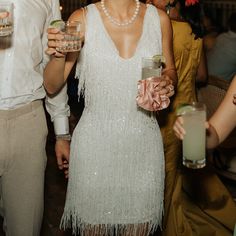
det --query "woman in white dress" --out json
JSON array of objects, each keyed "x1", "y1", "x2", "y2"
[{"x1": 44, "y1": 0, "x2": 177, "y2": 235}]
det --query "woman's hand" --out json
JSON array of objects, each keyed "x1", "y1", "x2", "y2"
[
  {"x1": 45, "y1": 27, "x2": 67, "y2": 58},
  {"x1": 157, "y1": 75, "x2": 175, "y2": 98},
  {"x1": 173, "y1": 116, "x2": 185, "y2": 140},
  {"x1": 174, "y1": 117, "x2": 211, "y2": 142},
  {"x1": 0, "y1": 11, "x2": 9, "y2": 19}
]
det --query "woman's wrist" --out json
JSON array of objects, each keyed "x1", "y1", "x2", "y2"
[
  {"x1": 50, "y1": 54, "x2": 66, "y2": 61},
  {"x1": 206, "y1": 124, "x2": 220, "y2": 149}
]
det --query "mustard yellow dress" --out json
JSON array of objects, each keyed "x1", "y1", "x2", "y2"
[{"x1": 158, "y1": 20, "x2": 236, "y2": 236}]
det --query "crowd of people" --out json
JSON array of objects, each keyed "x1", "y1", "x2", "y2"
[{"x1": 0, "y1": 0, "x2": 235, "y2": 236}]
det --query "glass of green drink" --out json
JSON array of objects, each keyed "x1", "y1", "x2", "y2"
[{"x1": 177, "y1": 102, "x2": 206, "y2": 169}]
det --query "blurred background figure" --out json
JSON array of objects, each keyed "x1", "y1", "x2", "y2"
[
  {"x1": 202, "y1": 13, "x2": 220, "y2": 52},
  {"x1": 207, "y1": 12, "x2": 236, "y2": 82}
]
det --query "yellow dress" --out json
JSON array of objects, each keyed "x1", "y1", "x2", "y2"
[{"x1": 158, "y1": 20, "x2": 236, "y2": 236}]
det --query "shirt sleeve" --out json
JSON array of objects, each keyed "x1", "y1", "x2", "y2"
[
  {"x1": 44, "y1": 0, "x2": 70, "y2": 135},
  {"x1": 45, "y1": 84, "x2": 70, "y2": 135}
]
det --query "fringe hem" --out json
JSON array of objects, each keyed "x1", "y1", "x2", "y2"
[{"x1": 60, "y1": 213, "x2": 162, "y2": 236}]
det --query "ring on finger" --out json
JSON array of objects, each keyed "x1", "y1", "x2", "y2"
[{"x1": 167, "y1": 85, "x2": 174, "y2": 92}]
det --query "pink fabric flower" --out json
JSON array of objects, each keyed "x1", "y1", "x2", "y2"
[
  {"x1": 185, "y1": 0, "x2": 199, "y2": 7},
  {"x1": 136, "y1": 77, "x2": 170, "y2": 111}
]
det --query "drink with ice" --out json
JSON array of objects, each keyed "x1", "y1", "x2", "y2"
[
  {"x1": 0, "y1": 3, "x2": 14, "y2": 37},
  {"x1": 54, "y1": 20, "x2": 81, "y2": 53},
  {"x1": 0, "y1": 22, "x2": 13, "y2": 36},
  {"x1": 141, "y1": 56, "x2": 162, "y2": 80},
  {"x1": 179, "y1": 102, "x2": 206, "y2": 169},
  {"x1": 142, "y1": 67, "x2": 161, "y2": 80}
]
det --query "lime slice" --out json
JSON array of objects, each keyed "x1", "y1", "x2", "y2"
[
  {"x1": 50, "y1": 20, "x2": 65, "y2": 29},
  {"x1": 176, "y1": 104, "x2": 194, "y2": 116},
  {"x1": 152, "y1": 55, "x2": 166, "y2": 64}
]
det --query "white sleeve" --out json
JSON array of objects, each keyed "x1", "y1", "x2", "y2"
[{"x1": 45, "y1": 84, "x2": 71, "y2": 135}]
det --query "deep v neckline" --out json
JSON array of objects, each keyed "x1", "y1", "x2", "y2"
[{"x1": 93, "y1": 4, "x2": 150, "y2": 61}]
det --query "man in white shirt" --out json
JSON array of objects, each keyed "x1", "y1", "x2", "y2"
[{"x1": 0, "y1": 1, "x2": 70, "y2": 235}]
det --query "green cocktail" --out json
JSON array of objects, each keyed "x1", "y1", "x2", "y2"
[{"x1": 178, "y1": 102, "x2": 206, "y2": 169}]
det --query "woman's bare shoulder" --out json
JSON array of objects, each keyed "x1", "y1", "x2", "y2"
[
  {"x1": 68, "y1": 8, "x2": 86, "y2": 22},
  {"x1": 155, "y1": 8, "x2": 171, "y2": 24},
  {"x1": 68, "y1": 6, "x2": 91, "y2": 37},
  {"x1": 231, "y1": 75, "x2": 236, "y2": 87}
]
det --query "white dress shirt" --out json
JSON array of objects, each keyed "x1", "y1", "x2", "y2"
[{"x1": 0, "y1": 0, "x2": 70, "y2": 135}]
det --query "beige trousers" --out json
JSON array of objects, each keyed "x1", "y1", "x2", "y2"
[{"x1": 0, "y1": 100, "x2": 48, "y2": 236}]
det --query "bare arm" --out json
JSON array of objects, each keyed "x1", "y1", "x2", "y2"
[
  {"x1": 207, "y1": 76, "x2": 236, "y2": 148},
  {"x1": 43, "y1": 8, "x2": 86, "y2": 95},
  {"x1": 158, "y1": 8, "x2": 178, "y2": 88},
  {"x1": 196, "y1": 45, "x2": 208, "y2": 84}
]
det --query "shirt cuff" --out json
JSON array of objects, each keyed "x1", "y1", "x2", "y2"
[{"x1": 53, "y1": 117, "x2": 69, "y2": 135}]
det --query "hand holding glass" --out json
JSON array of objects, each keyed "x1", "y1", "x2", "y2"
[
  {"x1": 0, "y1": 2, "x2": 13, "y2": 37},
  {"x1": 178, "y1": 102, "x2": 206, "y2": 169},
  {"x1": 56, "y1": 21, "x2": 81, "y2": 53}
]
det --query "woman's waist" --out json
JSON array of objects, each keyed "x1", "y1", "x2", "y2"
[
  {"x1": 79, "y1": 109, "x2": 158, "y2": 130},
  {"x1": 75, "y1": 113, "x2": 160, "y2": 151}
]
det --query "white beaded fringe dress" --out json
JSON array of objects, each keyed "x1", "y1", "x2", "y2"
[{"x1": 61, "y1": 4, "x2": 165, "y2": 236}]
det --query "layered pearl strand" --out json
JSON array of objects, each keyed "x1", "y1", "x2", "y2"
[{"x1": 101, "y1": 0, "x2": 140, "y2": 27}]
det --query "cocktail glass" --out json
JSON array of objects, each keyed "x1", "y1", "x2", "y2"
[
  {"x1": 141, "y1": 56, "x2": 163, "y2": 80},
  {"x1": 0, "y1": 2, "x2": 13, "y2": 37},
  {"x1": 56, "y1": 20, "x2": 81, "y2": 53},
  {"x1": 179, "y1": 102, "x2": 206, "y2": 169}
]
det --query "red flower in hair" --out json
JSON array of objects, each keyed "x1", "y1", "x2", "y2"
[{"x1": 185, "y1": 0, "x2": 199, "y2": 6}]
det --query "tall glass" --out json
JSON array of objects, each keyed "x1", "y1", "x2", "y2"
[
  {"x1": 142, "y1": 56, "x2": 162, "y2": 80},
  {"x1": 56, "y1": 20, "x2": 81, "y2": 53},
  {"x1": 0, "y1": 2, "x2": 14, "y2": 37},
  {"x1": 181, "y1": 102, "x2": 206, "y2": 169}
]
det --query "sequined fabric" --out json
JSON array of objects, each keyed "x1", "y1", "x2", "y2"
[{"x1": 61, "y1": 4, "x2": 165, "y2": 235}]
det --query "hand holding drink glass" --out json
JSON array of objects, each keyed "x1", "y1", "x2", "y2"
[
  {"x1": 0, "y1": 2, "x2": 13, "y2": 37},
  {"x1": 48, "y1": 20, "x2": 81, "y2": 54},
  {"x1": 174, "y1": 102, "x2": 207, "y2": 169},
  {"x1": 136, "y1": 55, "x2": 174, "y2": 111}
]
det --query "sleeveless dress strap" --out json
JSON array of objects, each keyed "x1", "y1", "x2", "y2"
[{"x1": 82, "y1": 7, "x2": 87, "y2": 30}]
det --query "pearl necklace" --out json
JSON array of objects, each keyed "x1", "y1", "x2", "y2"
[{"x1": 101, "y1": 0, "x2": 140, "y2": 27}]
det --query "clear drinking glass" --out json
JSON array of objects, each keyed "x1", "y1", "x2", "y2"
[
  {"x1": 56, "y1": 20, "x2": 81, "y2": 53},
  {"x1": 141, "y1": 56, "x2": 162, "y2": 80},
  {"x1": 181, "y1": 102, "x2": 206, "y2": 169},
  {"x1": 0, "y1": 2, "x2": 14, "y2": 37}
]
